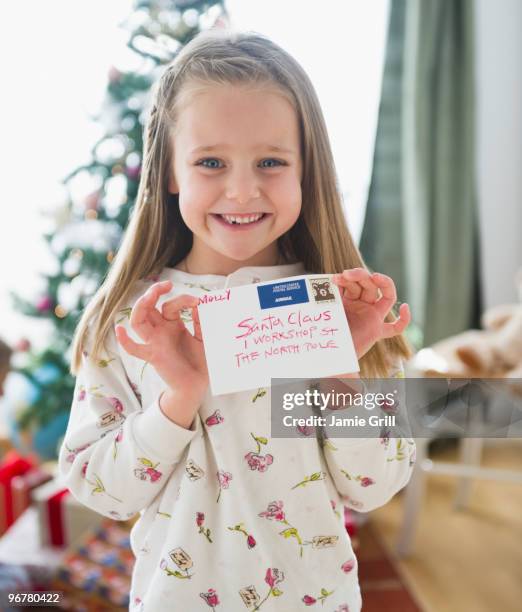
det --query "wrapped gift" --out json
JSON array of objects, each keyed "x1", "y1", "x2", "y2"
[
  {"x1": 50, "y1": 520, "x2": 134, "y2": 610},
  {"x1": 0, "y1": 450, "x2": 36, "y2": 534},
  {"x1": 11, "y1": 466, "x2": 53, "y2": 523},
  {"x1": 32, "y1": 479, "x2": 104, "y2": 548}
]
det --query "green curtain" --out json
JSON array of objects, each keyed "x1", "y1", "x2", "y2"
[{"x1": 360, "y1": 0, "x2": 482, "y2": 348}]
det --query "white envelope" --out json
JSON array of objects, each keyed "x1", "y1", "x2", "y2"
[{"x1": 197, "y1": 274, "x2": 359, "y2": 395}]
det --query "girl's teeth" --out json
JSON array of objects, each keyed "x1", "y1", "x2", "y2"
[{"x1": 221, "y1": 213, "x2": 263, "y2": 225}]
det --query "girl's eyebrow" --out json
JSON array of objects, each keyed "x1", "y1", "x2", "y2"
[{"x1": 190, "y1": 144, "x2": 296, "y2": 155}]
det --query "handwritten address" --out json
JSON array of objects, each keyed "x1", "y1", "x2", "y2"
[{"x1": 233, "y1": 308, "x2": 339, "y2": 368}]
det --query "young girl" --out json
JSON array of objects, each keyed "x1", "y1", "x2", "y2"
[{"x1": 60, "y1": 29, "x2": 415, "y2": 612}]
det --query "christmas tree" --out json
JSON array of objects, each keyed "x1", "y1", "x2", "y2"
[{"x1": 9, "y1": 0, "x2": 228, "y2": 458}]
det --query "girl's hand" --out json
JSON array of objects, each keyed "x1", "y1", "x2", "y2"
[
  {"x1": 115, "y1": 280, "x2": 208, "y2": 402},
  {"x1": 332, "y1": 268, "x2": 410, "y2": 359}
]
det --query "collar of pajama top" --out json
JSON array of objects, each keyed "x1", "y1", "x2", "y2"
[{"x1": 161, "y1": 261, "x2": 306, "y2": 289}]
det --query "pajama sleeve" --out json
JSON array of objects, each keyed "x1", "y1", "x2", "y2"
[
  {"x1": 321, "y1": 360, "x2": 416, "y2": 513},
  {"x1": 58, "y1": 324, "x2": 202, "y2": 520}
]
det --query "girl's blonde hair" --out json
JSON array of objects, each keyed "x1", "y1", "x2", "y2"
[{"x1": 71, "y1": 28, "x2": 412, "y2": 377}]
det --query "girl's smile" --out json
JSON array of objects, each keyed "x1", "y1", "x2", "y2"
[
  {"x1": 168, "y1": 83, "x2": 303, "y2": 274},
  {"x1": 210, "y1": 211, "x2": 270, "y2": 230}
]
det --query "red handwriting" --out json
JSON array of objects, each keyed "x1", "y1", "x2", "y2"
[
  {"x1": 320, "y1": 327, "x2": 338, "y2": 336},
  {"x1": 264, "y1": 344, "x2": 300, "y2": 357},
  {"x1": 287, "y1": 310, "x2": 331, "y2": 326},
  {"x1": 235, "y1": 309, "x2": 332, "y2": 339},
  {"x1": 234, "y1": 339, "x2": 339, "y2": 368},
  {"x1": 235, "y1": 351, "x2": 260, "y2": 367},
  {"x1": 199, "y1": 289, "x2": 231, "y2": 305},
  {"x1": 235, "y1": 313, "x2": 283, "y2": 339},
  {"x1": 251, "y1": 326, "x2": 317, "y2": 345},
  {"x1": 304, "y1": 340, "x2": 338, "y2": 351}
]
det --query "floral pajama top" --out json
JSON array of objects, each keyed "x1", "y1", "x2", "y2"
[{"x1": 59, "y1": 262, "x2": 416, "y2": 612}]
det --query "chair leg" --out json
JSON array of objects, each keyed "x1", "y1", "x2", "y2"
[
  {"x1": 454, "y1": 437, "x2": 483, "y2": 510},
  {"x1": 396, "y1": 438, "x2": 429, "y2": 557}
]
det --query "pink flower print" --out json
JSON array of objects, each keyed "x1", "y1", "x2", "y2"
[
  {"x1": 228, "y1": 523, "x2": 256, "y2": 549},
  {"x1": 81, "y1": 461, "x2": 88, "y2": 477},
  {"x1": 245, "y1": 432, "x2": 274, "y2": 472},
  {"x1": 245, "y1": 452, "x2": 274, "y2": 472},
  {"x1": 200, "y1": 589, "x2": 220, "y2": 609},
  {"x1": 107, "y1": 397, "x2": 124, "y2": 413},
  {"x1": 218, "y1": 470, "x2": 232, "y2": 488},
  {"x1": 341, "y1": 559, "x2": 355, "y2": 573},
  {"x1": 134, "y1": 458, "x2": 162, "y2": 483},
  {"x1": 258, "y1": 500, "x2": 285, "y2": 522},
  {"x1": 64, "y1": 442, "x2": 90, "y2": 463},
  {"x1": 78, "y1": 387, "x2": 86, "y2": 401},
  {"x1": 205, "y1": 410, "x2": 224, "y2": 427},
  {"x1": 303, "y1": 588, "x2": 335, "y2": 606},
  {"x1": 146, "y1": 468, "x2": 161, "y2": 482},
  {"x1": 241, "y1": 568, "x2": 285, "y2": 610},
  {"x1": 265, "y1": 567, "x2": 284, "y2": 588},
  {"x1": 297, "y1": 423, "x2": 314, "y2": 436},
  {"x1": 216, "y1": 470, "x2": 232, "y2": 503},
  {"x1": 340, "y1": 470, "x2": 375, "y2": 487},
  {"x1": 197, "y1": 512, "x2": 212, "y2": 542},
  {"x1": 335, "y1": 605, "x2": 350, "y2": 612},
  {"x1": 113, "y1": 428, "x2": 123, "y2": 460}
]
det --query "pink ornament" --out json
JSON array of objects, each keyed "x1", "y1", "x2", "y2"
[
  {"x1": 126, "y1": 164, "x2": 141, "y2": 181},
  {"x1": 302, "y1": 595, "x2": 317, "y2": 605},
  {"x1": 36, "y1": 295, "x2": 53, "y2": 312},
  {"x1": 246, "y1": 534, "x2": 256, "y2": 549},
  {"x1": 108, "y1": 66, "x2": 122, "y2": 83},
  {"x1": 341, "y1": 559, "x2": 355, "y2": 573},
  {"x1": 14, "y1": 338, "x2": 31, "y2": 352}
]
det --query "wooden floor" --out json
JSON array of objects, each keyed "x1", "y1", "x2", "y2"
[{"x1": 370, "y1": 439, "x2": 522, "y2": 612}]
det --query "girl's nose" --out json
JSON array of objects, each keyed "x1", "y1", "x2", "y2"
[{"x1": 225, "y1": 168, "x2": 261, "y2": 205}]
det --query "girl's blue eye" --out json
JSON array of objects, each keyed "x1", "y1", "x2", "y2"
[
  {"x1": 261, "y1": 158, "x2": 283, "y2": 168},
  {"x1": 198, "y1": 158, "x2": 222, "y2": 169},
  {"x1": 196, "y1": 157, "x2": 285, "y2": 170}
]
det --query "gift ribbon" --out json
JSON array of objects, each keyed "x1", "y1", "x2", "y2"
[
  {"x1": 0, "y1": 453, "x2": 35, "y2": 530},
  {"x1": 48, "y1": 488, "x2": 69, "y2": 546}
]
